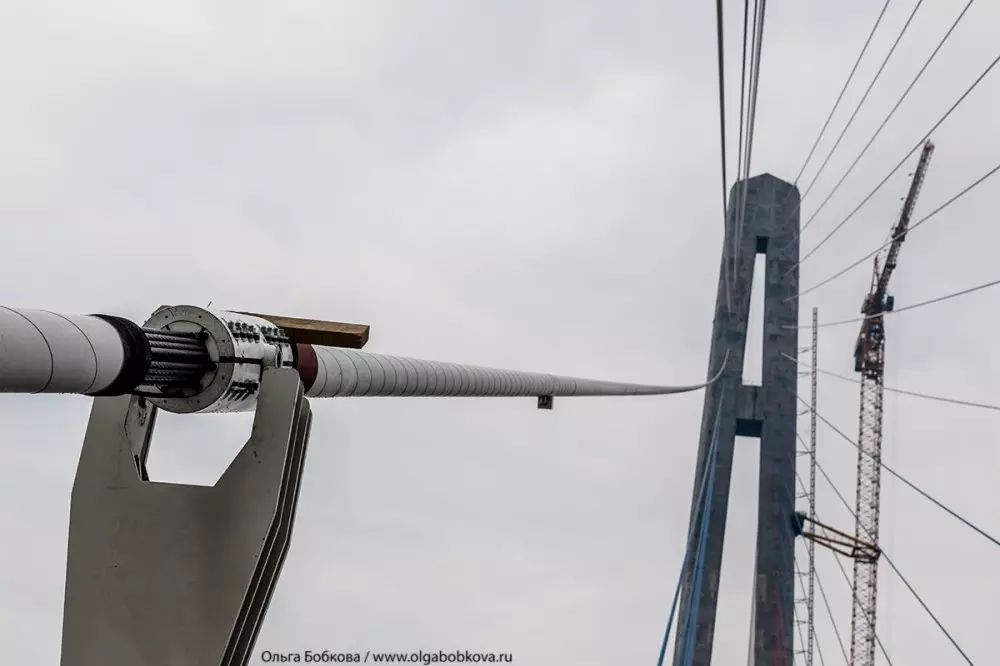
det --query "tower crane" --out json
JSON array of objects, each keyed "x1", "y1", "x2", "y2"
[
  {"x1": 848, "y1": 138, "x2": 934, "y2": 666},
  {"x1": 794, "y1": 139, "x2": 934, "y2": 666}
]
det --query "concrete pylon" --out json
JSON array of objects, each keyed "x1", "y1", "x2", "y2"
[
  {"x1": 673, "y1": 174, "x2": 800, "y2": 665},
  {"x1": 60, "y1": 367, "x2": 312, "y2": 666}
]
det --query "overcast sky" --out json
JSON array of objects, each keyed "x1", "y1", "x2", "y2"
[{"x1": 2, "y1": 1, "x2": 999, "y2": 664}]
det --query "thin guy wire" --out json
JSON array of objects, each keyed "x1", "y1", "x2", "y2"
[
  {"x1": 679, "y1": 428, "x2": 721, "y2": 666},
  {"x1": 795, "y1": 555, "x2": 823, "y2": 663},
  {"x1": 815, "y1": 565, "x2": 850, "y2": 665},
  {"x1": 794, "y1": 433, "x2": 895, "y2": 666},
  {"x1": 735, "y1": 0, "x2": 761, "y2": 251},
  {"x1": 797, "y1": 393, "x2": 1000, "y2": 550},
  {"x1": 730, "y1": 0, "x2": 751, "y2": 316},
  {"x1": 777, "y1": 461, "x2": 820, "y2": 666},
  {"x1": 812, "y1": 453, "x2": 975, "y2": 665},
  {"x1": 735, "y1": 0, "x2": 767, "y2": 277},
  {"x1": 715, "y1": 0, "x2": 729, "y2": 237},
  {"x1": 732, "y1": 0, "x2": 760, "y2": 285},
  {"x1": 797, "y1": 157, "x2": 1000, "y2": 299},
  {"x1": 788, "y1": 355, "x2": 1000, "y2": 412},
  {"x1": 794, "y1": 603, "x2": 807, "y2": 666},
  {"x1": 733, "y1": 0, "x2": 760, "y2": 290},
  {"x1": 777, "y1": 0, "x2": 972, "y2": 254},
  {"x1": 880, "y1": 550, "x2": 974, "y2": 665},
  {"x1": 656, "y1": 394, "x2": 725, "y2": 666},
  {"x1": 811, "y1": 464, "x2": 894, "y2": 660},
  {"x1": 789, "y1": 45, "x2": 1000, "y2": 275},
  {"x1": 796, "y1": 470, "x2": 810, "y2": 498},
  {"x1": 745, "y1": 583, "x2": 755, "y2": 666},
  {"x1": 797, "y1": 0, "x2": 924, "y2": 224},
  {"x1": 717, "y1": 0, "x2": 733, "y2": 316},
  {"x1": 789, "y1": 0, "x2": 892, "y2": 190},
  {"x1": 813, "y1": 622, "x2": 829, "y2": 666},
  {"x1": 745, "y1": 0, "x2": 767, "y2": 192},
  {"x1": 791, "y1": 477, "x2": 813, "y2": 666},
  {"x1": 736, "y1": 0, "x2": 750, "y2": 190},
  {"x1": 827, "y1": 537, "x2": 896, "y2": 666},
  {"x1": 790, "y1": 435, "x2": 893, "y2": 666},
  {"x1": 793, "y1": 277, "x2": 1000, "y2": 329},
  {"x1": 794, "y1": 555, "x2": 830, "y2": 666}
]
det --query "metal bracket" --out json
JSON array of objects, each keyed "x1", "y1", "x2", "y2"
[
  {"x1": 60, "y1": 367, "x2": 312, "y2": 666},
  {"x1": 792, "y1": 511, "x2": 879, "y2": 563}
]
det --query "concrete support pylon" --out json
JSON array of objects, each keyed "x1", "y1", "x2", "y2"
[
  {"x1": 673, "y1": 174, "x2": 800, "y2": 665},
  {"x1": 60, "y1": 367, "x2": 312, "y2": 666}
]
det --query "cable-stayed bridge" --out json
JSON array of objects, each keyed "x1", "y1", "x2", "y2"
[{"x1": 3, "y1": 2, "x2": 1000, "y2": 665}]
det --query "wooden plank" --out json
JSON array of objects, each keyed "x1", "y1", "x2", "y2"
[
  {"x1": 154, "y1": 306, "x2": 370, "y2": 349},
  {"x1": 235, "y1": 311, "x2": 370, "y2": 349}
]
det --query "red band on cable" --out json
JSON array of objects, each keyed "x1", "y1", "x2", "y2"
[{"x1": 295, "y1": 343, "x2": 318, "y2": 391}]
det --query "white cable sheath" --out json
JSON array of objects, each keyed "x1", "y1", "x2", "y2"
[
  {"x1": 0, "y1": 304, "x2": 726, "y2": 410},
  {"x1": 0, "y1": 307, "x2": 124, "y2": 394},
  {"x1": 305, "y1": 345, "x2": 723, "y2": 399}
]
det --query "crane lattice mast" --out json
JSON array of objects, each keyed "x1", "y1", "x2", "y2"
[
  {"x1": 848, "y1": 139, "x2": 935, "y2": 666},
  {"x1": 806, "y1": 306, "x2": 818, "y2": 666}
]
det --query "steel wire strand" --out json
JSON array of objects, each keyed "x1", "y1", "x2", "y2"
[
  {"x1": 730, "y1": 0, "x2": 751, "y2": 314},
  {"x1": 787, "y1": 0, "x2": 892, "y2": 192},
  {"x1": 812, "y1": 454, "x2": 976, "y2": 665},
  {"x1": 793, "y1": 556, "x2": 830, "y2": 666},
  {"x1": 792, "y1": 434, "x2": 895, "y2": 666},
  {"x1": 714, "y1": 0, "x2": 735, "y2": 318},
  {"x1": 796, "y1": 0, "x2": 925, "y2": 226},
  {"x1": 655, "y1": 394, "x2": 725, "y2": 666},
  {"x1": 786, "y1": 355, "x2": 1000, "y2": 412},
  {"x1": 788, "y1": 439, "x2": 893, "y2": 666},
  {"x1": 793, "y1": 603, "x2": 808, "y2": 665},
  {"x1": 734, "y1": 0, "x2": 768, "y2": 277},
  {"x1": 715, "y1": 0, "x2": 730, "y2": 221},
  {"x1": 789, "y1": 34, "x2": 997, "y2": 275},
  {"x1": 791, "y1": 277, "x2": 1000, "y2": 330},
  {"x1": 815, "y1": 564, "x2": 850, "y2": 665},
  {"x1": 717, "y1": 0, "x2": 738, "y2": 315},
  {"x1": 777, "y1": 0, "x2": 974, "y2": 256},
  {"x1": 795, "y1": 157, "x2": 1000, "y2": 299},
  {"x1": 795, "y1": 393, "x2": 1000, "y2": 551},
  {"x1": 733, "y1": 0, "x2": 760, "y2": 268},
  {"x1": 796, "y1": 555, "x2": 831, "y2": 666}
]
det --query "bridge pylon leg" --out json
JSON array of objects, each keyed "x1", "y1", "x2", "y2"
[
  {"x1": 673, "y1": 174, "x2": 799, "y2": 665},
  {"x1": 60, "y1": 367, "x2": 312, "y2": 666}
]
